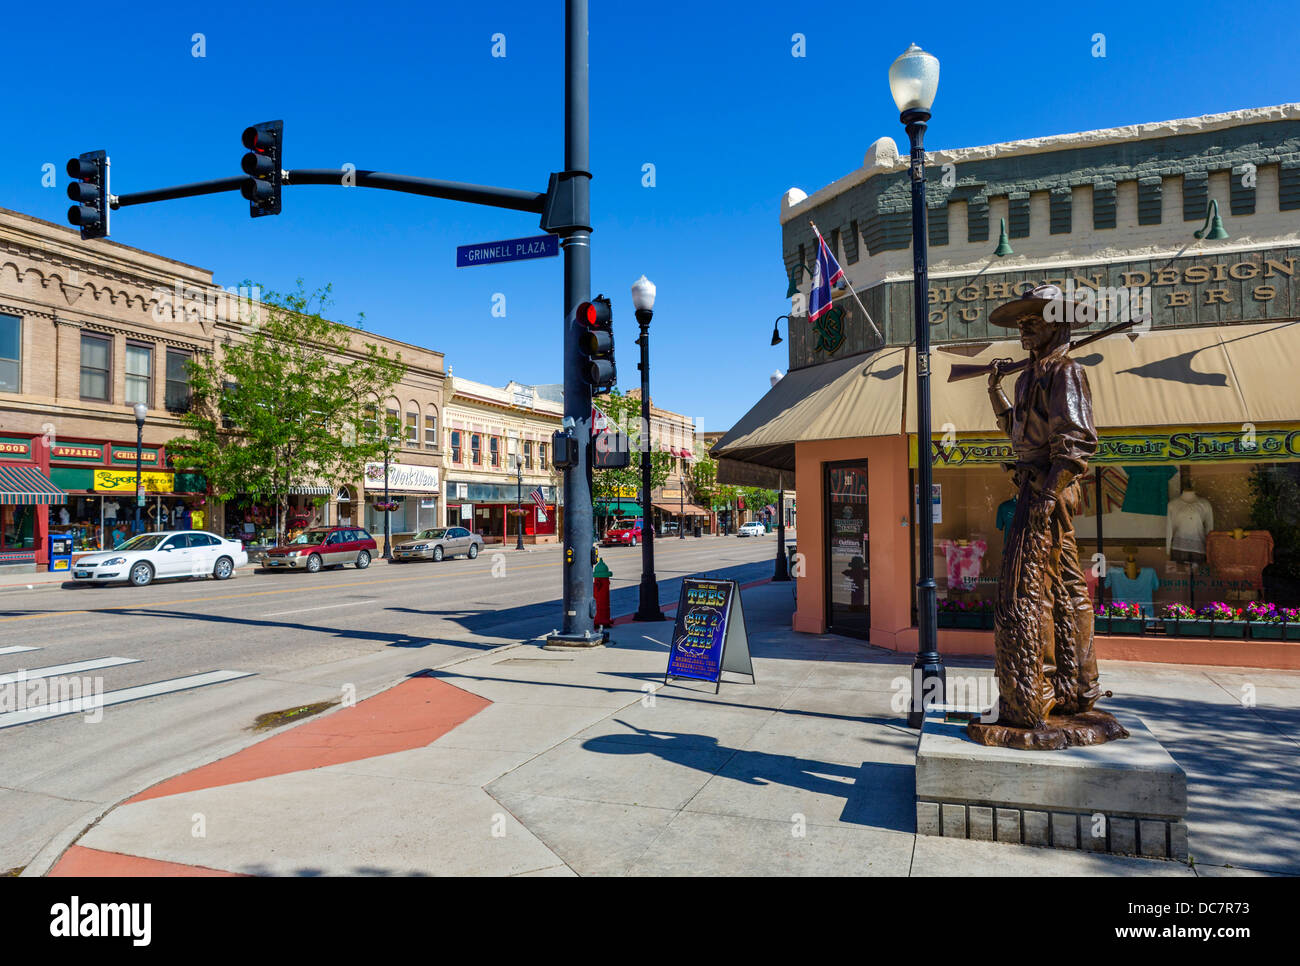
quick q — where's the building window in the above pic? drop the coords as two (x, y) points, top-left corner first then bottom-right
(80, 334), (111, 401)
(0, 313), (20, 392)
(425, 413), (437, 449)
(450, 430), (461, 463)
(490, 436), (500, 467)
(165, 349), (191, 412)
(406, 411), (418, 447)
(386, 407), (400, 439)
(125, 343), (153, 407)
(540, 442), (548, 470)
(524, 441), (533, 469)
(471, 434), (481, 464)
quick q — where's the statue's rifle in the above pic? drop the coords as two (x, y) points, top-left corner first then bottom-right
(945, 313), (1151, 383)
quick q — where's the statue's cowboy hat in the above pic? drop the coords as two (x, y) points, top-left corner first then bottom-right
(989, 283), (1094, 328)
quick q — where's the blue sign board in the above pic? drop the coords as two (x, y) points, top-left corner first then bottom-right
(665, 578), (755, 692)
(456, 234), (558, 268)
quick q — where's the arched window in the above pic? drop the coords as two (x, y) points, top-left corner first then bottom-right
(424, 405), (438, 449)
(405, 400), (420, 448)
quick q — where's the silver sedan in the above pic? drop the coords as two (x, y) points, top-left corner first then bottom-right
(390, 526), (484, 562)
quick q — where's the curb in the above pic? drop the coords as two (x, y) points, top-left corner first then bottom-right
(22, 632), (538, 877)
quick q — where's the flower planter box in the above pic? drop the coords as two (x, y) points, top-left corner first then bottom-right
(1249, 623), (1300, 641)
(1167, 619), (1247, 638)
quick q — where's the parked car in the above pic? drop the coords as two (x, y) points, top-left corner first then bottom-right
(70, 530), (249, 587)
(602, 518), (644, 547)
(391, 526), (484, 562)
(660, 521), (680, 536)
(738, 521), (767, 537)
(259, 526), (376, 573)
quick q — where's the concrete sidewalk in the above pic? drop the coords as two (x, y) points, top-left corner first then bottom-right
(35, 580), (1300, 876)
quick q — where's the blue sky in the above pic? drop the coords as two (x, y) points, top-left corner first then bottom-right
(4, 0), (1296, 430)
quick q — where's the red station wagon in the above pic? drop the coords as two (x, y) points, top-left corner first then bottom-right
(602, 518), (644, 547)
(260, 526), (377, 573)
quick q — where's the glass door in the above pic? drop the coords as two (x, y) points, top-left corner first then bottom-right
(825, 460), (870, 639)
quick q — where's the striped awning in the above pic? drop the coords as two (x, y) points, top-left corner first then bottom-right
(289, 485), (333, 495)
(0, 464), (68, 505)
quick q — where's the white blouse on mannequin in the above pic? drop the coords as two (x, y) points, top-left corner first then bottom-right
(1167, 490), (1214, 555)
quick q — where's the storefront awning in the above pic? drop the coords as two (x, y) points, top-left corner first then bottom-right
(0, 465), (68, 505)
(914, 319), (1300, 433)
(651, 501), (710, 516)
(710, 346), (909, 471)
(596, 501), (641, 516)
(289, 485), (333, 495)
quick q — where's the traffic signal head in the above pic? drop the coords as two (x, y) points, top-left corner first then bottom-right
(578, 296), (616, 390)
(65, 151), (109, 240)
(240, 120), (283, 217)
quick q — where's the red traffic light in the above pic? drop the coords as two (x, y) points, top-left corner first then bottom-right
(578, 299), (611, 327)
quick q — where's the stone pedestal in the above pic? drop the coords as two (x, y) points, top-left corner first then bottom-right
(915, 710), (1188, 860)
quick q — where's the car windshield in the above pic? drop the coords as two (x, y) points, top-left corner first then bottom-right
(415, 529), (447, 539)
(289, 530), (331, 545)
(115, 533), (168, 552)
(612, 520), (637, 529)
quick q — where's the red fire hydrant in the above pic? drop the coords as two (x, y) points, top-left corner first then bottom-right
(594, 558), (612, 628)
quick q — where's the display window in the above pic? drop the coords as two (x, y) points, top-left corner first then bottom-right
(1, 505), (36, 549)
(912, 460), (1300, 633)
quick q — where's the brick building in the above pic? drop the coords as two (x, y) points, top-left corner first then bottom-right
(0, 207), (445, 571)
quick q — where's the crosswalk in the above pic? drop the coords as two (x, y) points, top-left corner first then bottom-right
(0, 646), (254, 729)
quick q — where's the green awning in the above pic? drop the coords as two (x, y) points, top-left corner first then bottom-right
(595, 501), (641, 516)
(50, 467), (94, 491)
(0, 464), (67, 505)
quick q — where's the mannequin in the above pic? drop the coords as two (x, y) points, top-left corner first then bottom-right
(1167, 478), (1213, 609)
(1104, 545), (1160, 617)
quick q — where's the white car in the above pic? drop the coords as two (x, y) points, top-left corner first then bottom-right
(738, 522), (767, 537)
(70, 530), (249, 587)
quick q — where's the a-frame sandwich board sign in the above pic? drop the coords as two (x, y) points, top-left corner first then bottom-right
(664, 576), (755, 693)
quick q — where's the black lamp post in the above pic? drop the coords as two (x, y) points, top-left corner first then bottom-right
(132, 403), (147, 534)
(890, 43), (946, 728)
(773, 473), (790, 582)
(631, 274), (666, 622)
(678, 467), (685, 539)
(514, 441), (526, 551)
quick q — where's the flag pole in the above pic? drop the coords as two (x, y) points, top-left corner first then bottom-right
(809, 219), (884, 342)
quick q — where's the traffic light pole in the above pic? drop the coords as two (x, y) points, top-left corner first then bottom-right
(68, 0), (597, 643)
(554, 0), (597, 643)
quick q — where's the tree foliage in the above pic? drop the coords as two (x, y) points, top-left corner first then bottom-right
(592, 388), (672, 525)
(166, 282), (406, 541)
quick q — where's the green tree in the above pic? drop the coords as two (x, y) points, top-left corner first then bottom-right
(689, 455), (718, 510)
(166, 282), (407, 543)
(592, 388), (671, 530)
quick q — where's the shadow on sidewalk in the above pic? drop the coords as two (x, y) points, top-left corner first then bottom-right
(583, 721), (914, 832)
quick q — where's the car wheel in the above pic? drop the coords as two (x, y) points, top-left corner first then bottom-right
(129, 561), (154, 587)
(468, 543), (479, 559)
(433, 546), (444, 562)
(213, 556), (234, 580)
(306, 553), (322, 574)
(356, 550), (371, 569)
(630, 537), (638, 547)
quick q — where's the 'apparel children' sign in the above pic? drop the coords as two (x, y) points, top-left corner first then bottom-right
(665, 578), (755, 693)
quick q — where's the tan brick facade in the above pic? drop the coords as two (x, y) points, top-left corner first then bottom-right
(0, 207), (445, 567)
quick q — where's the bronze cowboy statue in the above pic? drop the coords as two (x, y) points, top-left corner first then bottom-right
(968, 284), (1129, 750)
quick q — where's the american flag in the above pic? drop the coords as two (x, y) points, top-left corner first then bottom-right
(530, 485), (546, 510)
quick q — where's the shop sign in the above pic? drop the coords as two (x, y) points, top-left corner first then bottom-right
(110, 448), (159, 465)
(913, 483), (943, 524)
(52, 443), (103, 461)
(664, 578), (755, 693)
(364, 462), (440, 492)
(0, 437), (31, 457)
(460, 504), (472, 519)
(910, 424), (1300, 467)
(94, 470), (174, 493)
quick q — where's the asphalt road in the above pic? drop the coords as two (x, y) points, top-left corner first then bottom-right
(0, 534), (779, 873)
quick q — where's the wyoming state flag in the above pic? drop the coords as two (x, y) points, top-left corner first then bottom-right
(808, 228), (844, 322)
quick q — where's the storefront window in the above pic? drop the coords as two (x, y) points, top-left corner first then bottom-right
(1, 505), (35, 549)
(913, 459), (1300, 633)
(0, 313), (21, 392)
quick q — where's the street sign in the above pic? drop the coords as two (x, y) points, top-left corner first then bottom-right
(456, 234), (558, 268)
(664, 578), (755, 693)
